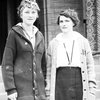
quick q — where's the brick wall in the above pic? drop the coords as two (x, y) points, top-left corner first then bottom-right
(46, 0), (85, 43)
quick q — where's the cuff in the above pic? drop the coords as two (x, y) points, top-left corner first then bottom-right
(6, 88), (17, 95)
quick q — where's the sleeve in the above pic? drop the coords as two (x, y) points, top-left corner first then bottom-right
(1, 30), (17, 95)
(85, 39), (96, 95)
(39, 34), (45, 55)
(36, 31), (45, 56)
(45, 42), (52, 96)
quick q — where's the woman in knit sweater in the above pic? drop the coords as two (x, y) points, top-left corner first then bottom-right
(46, 8), (96, 100)
(2, 0), (46, 100)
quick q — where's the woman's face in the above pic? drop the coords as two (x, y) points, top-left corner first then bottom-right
(20, 7), (38, 26)
(59, 15), (74, 33)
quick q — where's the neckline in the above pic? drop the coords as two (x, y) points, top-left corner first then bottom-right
(21, 23), (35, 40)
(63, 40), (75, 65)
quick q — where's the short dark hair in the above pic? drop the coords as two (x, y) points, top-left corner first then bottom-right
(57, 8), (80, 27)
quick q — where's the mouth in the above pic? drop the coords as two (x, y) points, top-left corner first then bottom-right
(62, 27), (67, 29)
(28, 19), (33, 20)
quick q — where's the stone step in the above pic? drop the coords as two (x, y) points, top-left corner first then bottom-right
(93, 55), (100, 65)
(0, 75), (3, 83)
(0, 93), (7, 100)
(0, 66), (3, 83)
(0, 83), (5, 93)
(96, 73), (100, 81)
(0, 66), (8, 100)
(97, 81), (100, 89)
(95, 65), (100, 72)
(96, 90), (100, 99)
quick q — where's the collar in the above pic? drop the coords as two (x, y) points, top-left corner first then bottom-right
(16, 23), (38, 36)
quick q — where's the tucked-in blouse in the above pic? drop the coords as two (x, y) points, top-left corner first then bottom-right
(57, 35), (81, 68)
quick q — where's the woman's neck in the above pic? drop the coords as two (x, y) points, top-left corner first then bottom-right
(62, 30), (74, 40)
(22, 23), (33, 36)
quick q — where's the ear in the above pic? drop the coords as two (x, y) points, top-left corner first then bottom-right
(20, 13), (23, 19)
(36, 12), (39, 18)
(72, 21), (75, 27)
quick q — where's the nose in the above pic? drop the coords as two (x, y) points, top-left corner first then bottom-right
(29, 12), (33, 17)
(62, 22), (66, 26)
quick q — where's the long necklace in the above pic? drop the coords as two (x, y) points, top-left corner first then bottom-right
(63, 40), (75, 65)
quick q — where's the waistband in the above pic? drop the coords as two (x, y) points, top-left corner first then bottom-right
(57, 66), (80, 68)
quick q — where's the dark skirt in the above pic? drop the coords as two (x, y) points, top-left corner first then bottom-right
(55, 67), (83, 100)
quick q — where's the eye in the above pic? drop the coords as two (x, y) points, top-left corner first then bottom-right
(25, 11), (30, 14)
(59, 20), (63, 23)
(65, 20), (70, 22)
(32, 11), (37, 14)
(32, 11), (35, 14)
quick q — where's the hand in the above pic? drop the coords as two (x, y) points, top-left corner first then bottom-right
(8, 92), (18, 100)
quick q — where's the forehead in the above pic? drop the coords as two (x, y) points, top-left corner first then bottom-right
(23, 7), (38, 12)
(60, 16), (72, 21)
(20, 1), (39, 12)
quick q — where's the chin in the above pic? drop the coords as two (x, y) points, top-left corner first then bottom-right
(62, 29), (68, 33)
(26, 23), (33, 26)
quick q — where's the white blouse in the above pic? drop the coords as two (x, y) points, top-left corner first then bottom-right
(57, 37), (81, 68)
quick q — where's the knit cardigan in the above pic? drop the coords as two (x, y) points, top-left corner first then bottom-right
(46, 31), (96, 100)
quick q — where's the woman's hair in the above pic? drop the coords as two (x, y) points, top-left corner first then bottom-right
(17, 0), (40, 19)
(57, 8), (80, 27)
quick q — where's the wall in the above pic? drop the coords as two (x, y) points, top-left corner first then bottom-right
(0, 0), (7, 64)
(46, 0), (85, 44)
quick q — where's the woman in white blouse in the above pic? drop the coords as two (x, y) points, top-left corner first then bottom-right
(46, 8), (96, 100)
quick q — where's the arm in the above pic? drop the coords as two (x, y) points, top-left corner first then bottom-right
(45, 43), (52, 97)
(86, 40), (96, 95)
(1, 30), (17, 95)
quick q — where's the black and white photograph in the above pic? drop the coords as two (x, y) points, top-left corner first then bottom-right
(0, 0), (100, 100)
